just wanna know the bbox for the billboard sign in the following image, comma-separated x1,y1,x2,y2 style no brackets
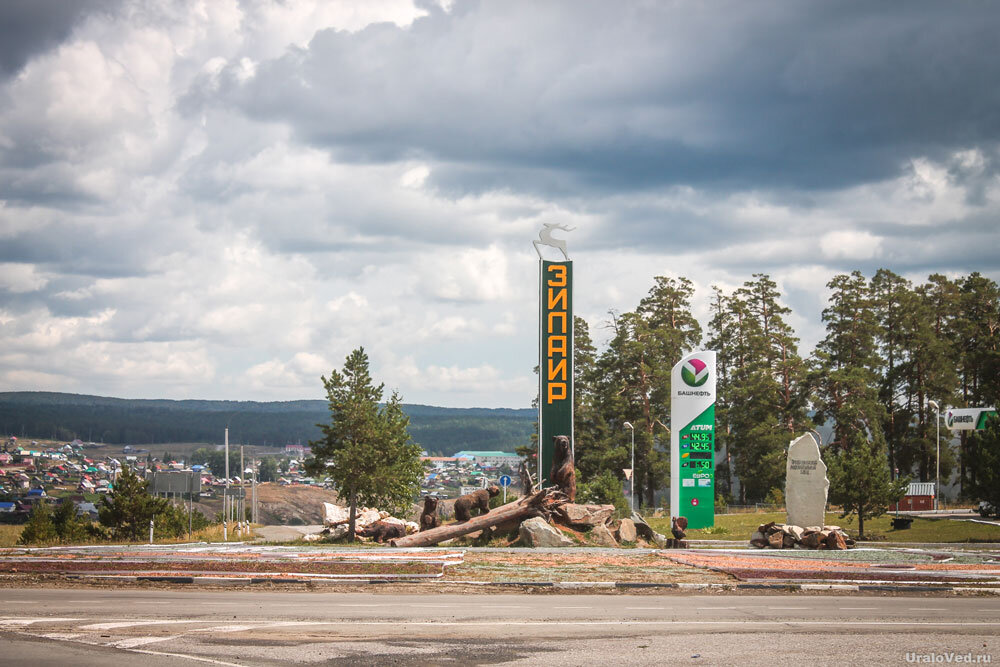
145,470,201,495
671,350,717,529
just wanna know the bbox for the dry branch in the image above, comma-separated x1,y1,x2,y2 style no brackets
390,488,567,548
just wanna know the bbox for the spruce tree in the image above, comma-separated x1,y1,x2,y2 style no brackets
306,347,423,540
827,433,908,538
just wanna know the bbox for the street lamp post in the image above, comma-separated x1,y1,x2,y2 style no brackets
624,421,635,513
928,400,940,512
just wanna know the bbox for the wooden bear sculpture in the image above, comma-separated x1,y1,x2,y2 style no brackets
358,520,407,543
549,435,576,502
453,485,500,522
671,516,688,541
419,496,440,532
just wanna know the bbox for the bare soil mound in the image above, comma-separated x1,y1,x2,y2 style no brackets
255,483,342,525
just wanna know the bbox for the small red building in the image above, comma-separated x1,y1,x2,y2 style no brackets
894,482,935,512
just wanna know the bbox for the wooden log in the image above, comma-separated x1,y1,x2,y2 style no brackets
390,489,564,548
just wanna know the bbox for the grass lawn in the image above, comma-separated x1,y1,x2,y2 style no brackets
0,522,233,547
646,511,1000,543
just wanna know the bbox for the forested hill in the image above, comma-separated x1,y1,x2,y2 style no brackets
0,392,534,454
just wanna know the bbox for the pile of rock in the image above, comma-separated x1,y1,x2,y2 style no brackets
750,521,854,550
312,502,418,541
515,503,654,548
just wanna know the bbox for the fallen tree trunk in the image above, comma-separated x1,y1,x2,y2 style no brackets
390,488,566,548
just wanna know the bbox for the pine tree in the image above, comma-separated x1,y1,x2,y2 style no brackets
52,498,88,542
871,268,912,479
811,271,884,450
573,317,621,483
19,502,57,545
707,286,736,497
591,276,700,507
306,347,424,540
968,415,1000,516
99,467,169,541
956,273,1000,492
709,275,809,502
812,272,906,536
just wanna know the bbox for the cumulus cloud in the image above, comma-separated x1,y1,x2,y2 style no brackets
0,0,997,408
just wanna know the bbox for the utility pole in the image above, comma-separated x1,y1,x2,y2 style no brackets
240,445,246,536
224,427,229,541
929,400,941,511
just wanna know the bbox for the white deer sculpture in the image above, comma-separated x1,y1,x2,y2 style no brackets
533,223,575,260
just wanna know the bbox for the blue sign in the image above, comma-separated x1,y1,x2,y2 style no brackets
499,475,512,488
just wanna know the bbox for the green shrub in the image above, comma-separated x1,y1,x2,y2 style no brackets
764,487,784,507
577,470,629,515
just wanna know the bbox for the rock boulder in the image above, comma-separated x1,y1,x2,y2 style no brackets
617,518,637,543
558,503,615,527
519,517,574,547
588,523,619,547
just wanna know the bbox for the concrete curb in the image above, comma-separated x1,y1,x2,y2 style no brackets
60,574,1000,594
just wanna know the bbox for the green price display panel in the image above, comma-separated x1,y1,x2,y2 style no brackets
678,405,715,528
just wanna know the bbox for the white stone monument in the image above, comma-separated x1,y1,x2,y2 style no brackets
785,432,828,528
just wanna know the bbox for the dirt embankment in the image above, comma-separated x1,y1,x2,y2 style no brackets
255,483,342,525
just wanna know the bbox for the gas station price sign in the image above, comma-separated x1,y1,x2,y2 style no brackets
678,414,715,526
671,350,717,529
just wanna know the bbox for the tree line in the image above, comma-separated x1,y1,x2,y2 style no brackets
570,270,1000,518
0,392,533,452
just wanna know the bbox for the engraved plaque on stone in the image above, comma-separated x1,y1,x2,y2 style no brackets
785,432,828,528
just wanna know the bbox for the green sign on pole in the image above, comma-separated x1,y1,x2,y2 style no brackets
538,259,573,486
945,407,997,431
671,351,717,529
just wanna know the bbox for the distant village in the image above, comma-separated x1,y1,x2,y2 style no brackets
0,435,524,523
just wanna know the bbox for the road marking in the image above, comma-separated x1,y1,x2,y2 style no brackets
193,625,257,633
839,607,877,610
38,633,83,640
112,635,180,649
553,606,592,609
237,620,1000,628
768,607,810,610
697,607,737,610
127,648,244,667
488,606,527,609
409,604,453,608
908,608,947,611
3,600,39,604
626,607,665,610
0,618,81,626
78,620,197,630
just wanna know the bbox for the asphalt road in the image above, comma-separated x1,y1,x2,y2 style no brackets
2,588,998,665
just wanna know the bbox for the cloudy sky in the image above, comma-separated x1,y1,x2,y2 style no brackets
1,0,998,408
